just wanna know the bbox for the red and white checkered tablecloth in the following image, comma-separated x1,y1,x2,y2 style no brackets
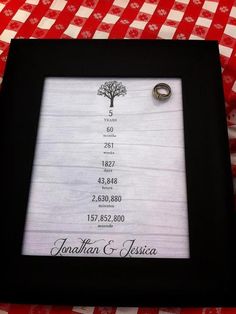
1,305,236,314
0,0,236,313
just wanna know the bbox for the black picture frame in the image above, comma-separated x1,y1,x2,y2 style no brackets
0,39,235,307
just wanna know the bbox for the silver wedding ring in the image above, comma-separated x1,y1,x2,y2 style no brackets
153,83,171,101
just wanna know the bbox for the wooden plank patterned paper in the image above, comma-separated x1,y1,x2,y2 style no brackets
22,77,189,259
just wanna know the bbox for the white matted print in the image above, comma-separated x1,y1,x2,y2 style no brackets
22,77,189,258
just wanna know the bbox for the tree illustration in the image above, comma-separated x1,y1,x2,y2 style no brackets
97,81,127,108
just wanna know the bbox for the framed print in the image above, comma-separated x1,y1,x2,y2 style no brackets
0,39,235,306
22,76,189,259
